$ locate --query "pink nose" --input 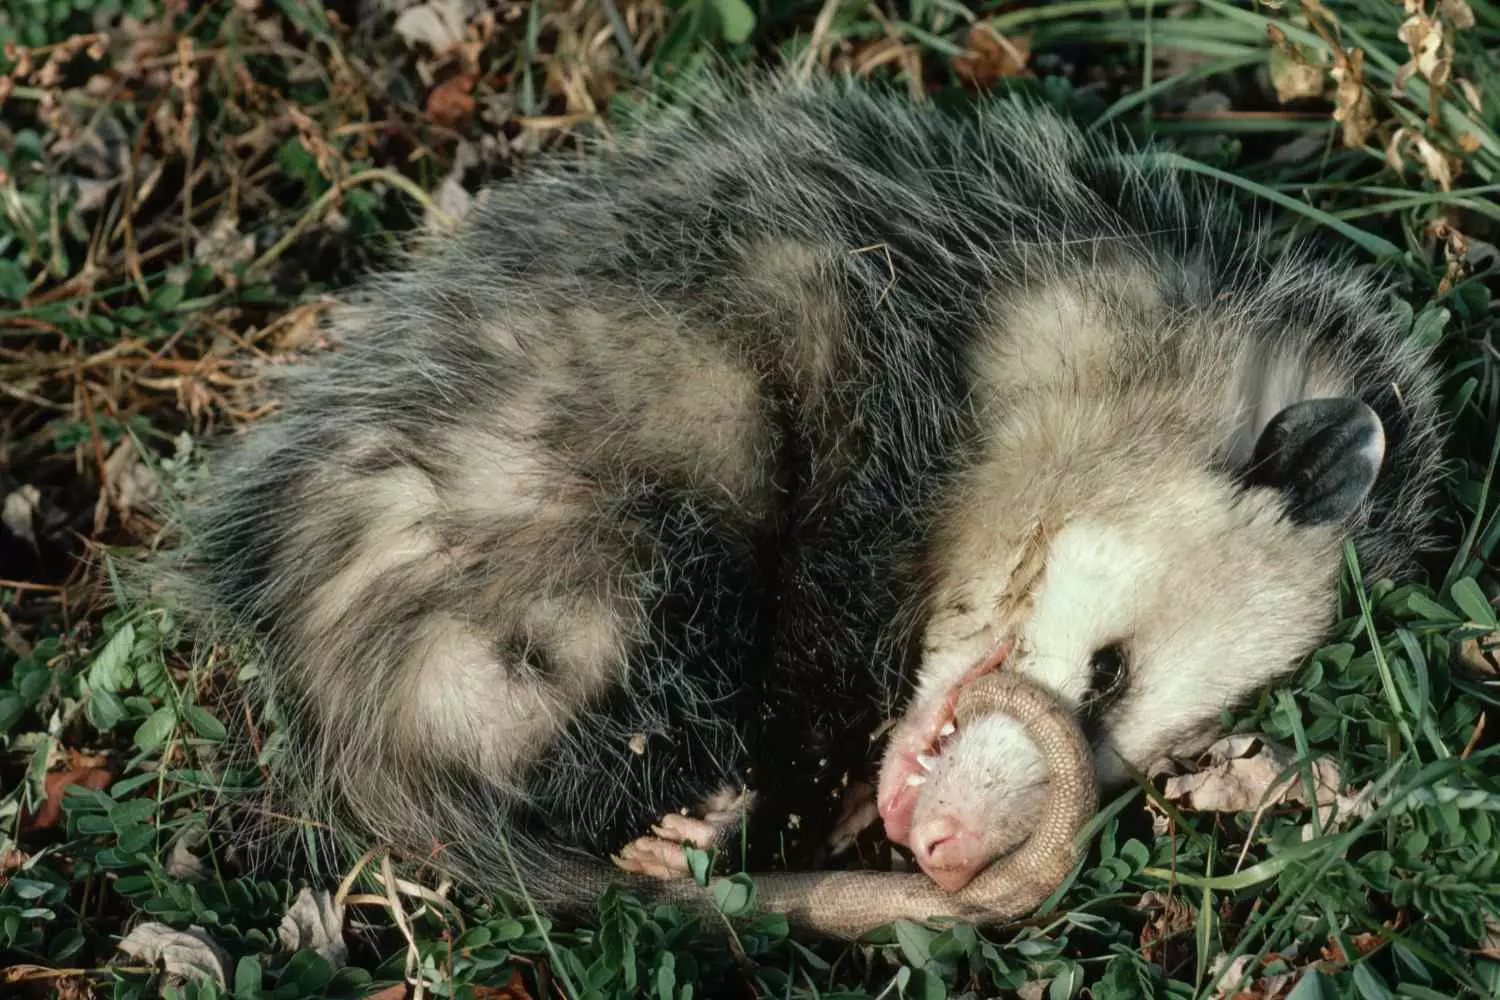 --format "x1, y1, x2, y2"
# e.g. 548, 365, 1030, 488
910, 813, 988, 892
